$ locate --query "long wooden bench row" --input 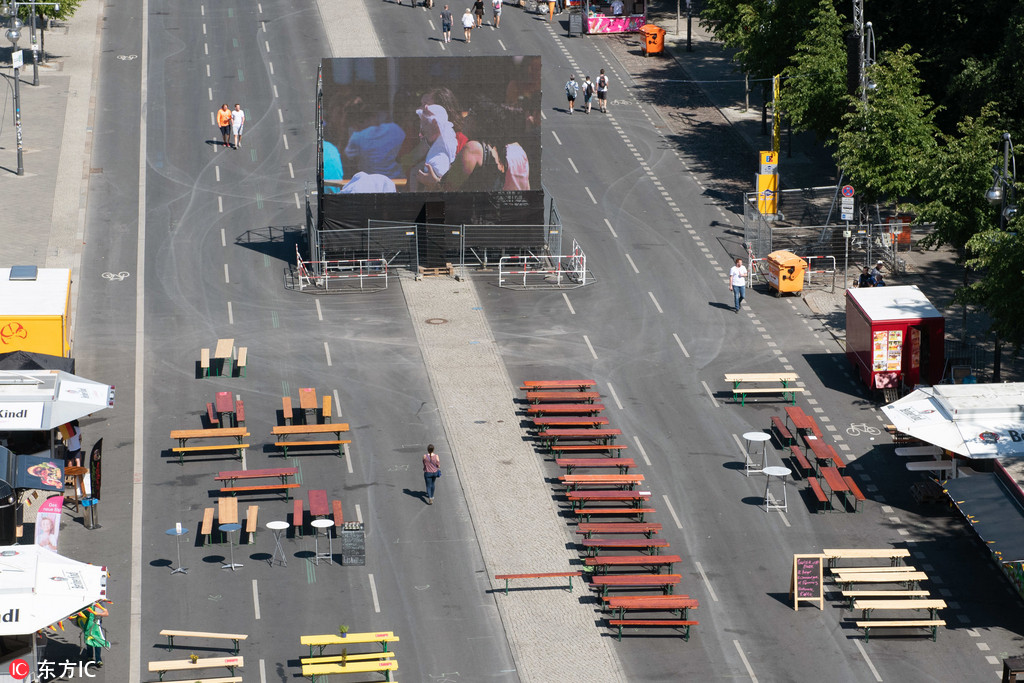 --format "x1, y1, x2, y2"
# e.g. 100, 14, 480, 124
608, 618, 698, 642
